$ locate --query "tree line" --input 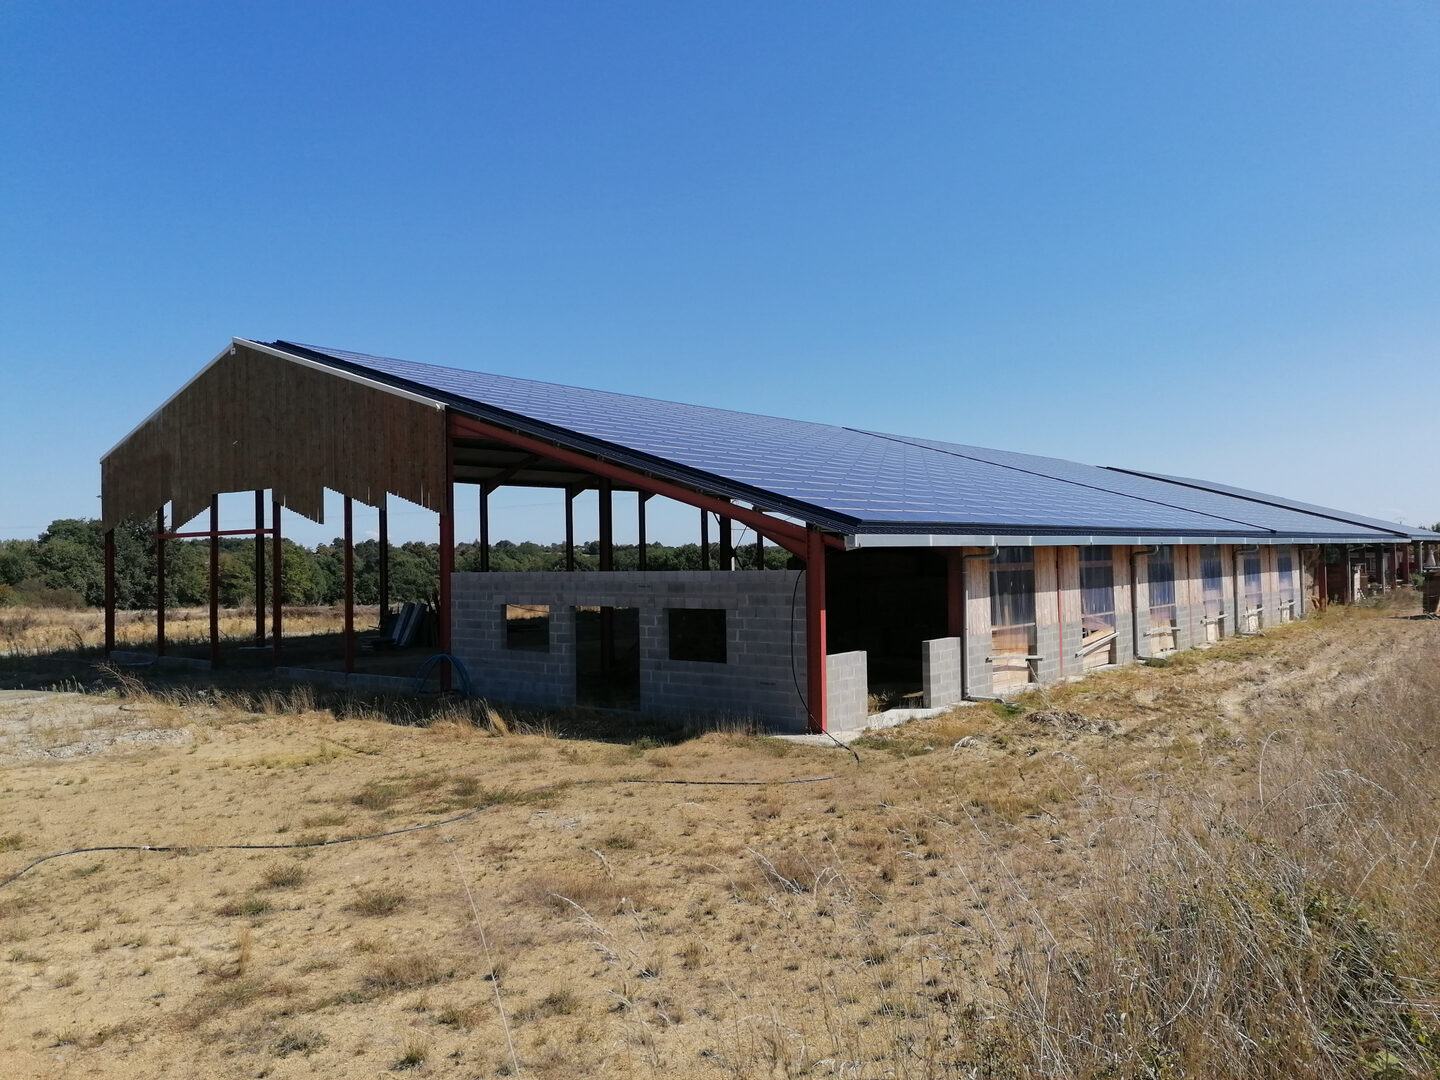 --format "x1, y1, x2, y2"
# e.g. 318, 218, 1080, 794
0, 518, 793, 610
